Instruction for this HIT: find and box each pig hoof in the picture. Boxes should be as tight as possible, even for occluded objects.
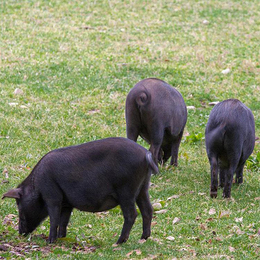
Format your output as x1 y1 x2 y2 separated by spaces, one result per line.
48 237 57 243
140 235 149 240
116 237 128 244
223 193 231 199
210 192 217 198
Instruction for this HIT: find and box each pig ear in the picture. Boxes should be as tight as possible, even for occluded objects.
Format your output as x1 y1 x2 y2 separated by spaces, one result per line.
2 188 22 199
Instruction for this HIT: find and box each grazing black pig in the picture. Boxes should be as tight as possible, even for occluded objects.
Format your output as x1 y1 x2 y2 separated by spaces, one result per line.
125 78 187 166
2 137 158 244
205 99 255 198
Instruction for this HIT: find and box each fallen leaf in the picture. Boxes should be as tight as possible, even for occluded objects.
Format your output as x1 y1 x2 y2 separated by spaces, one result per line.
219 211 231 218
14 88 23 95
198 192 206 195
166 236 175 241
167 195 180 201
254 197 260 200
172 217 181 225
135 249 142 255
236 228 245 235
209 101 219 106
138 239 146 244
20 105 29 109
235 217 243 223
8 102 18 106
154 209 167 214
209 208 216 215
149 237 163 244
221 68 231 74
229 246 235 252
126 250 134 257
152 203 162 211
200 224 207 230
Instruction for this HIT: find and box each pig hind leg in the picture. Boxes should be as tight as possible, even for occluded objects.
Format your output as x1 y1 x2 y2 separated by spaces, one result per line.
149 129 164 166
222 146 242 198
161 144 171 165
136 182 153 240
58 207 73 238
170 131 184 166
222 167 236 198
210 157 219 198
235 161 245 184
117 198 138 244
219 168 225 188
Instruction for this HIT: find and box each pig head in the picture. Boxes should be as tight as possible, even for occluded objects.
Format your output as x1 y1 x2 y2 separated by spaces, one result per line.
3 137 158 244
205 99 255 198
125 78 187 166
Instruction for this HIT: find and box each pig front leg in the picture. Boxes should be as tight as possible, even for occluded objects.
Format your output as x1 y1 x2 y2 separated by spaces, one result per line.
117 199 137 244
58 207 73 238
47 203 62 243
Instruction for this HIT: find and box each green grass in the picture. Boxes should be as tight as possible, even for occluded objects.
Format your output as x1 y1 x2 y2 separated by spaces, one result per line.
0 0 259 259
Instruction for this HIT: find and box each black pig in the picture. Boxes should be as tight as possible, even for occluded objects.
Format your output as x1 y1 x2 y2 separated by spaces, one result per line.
2 137 158 244
205 99 255 198
125 78 187 166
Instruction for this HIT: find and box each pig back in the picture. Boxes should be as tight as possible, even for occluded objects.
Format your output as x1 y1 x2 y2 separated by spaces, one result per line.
126 78 187 132
205 99 255 156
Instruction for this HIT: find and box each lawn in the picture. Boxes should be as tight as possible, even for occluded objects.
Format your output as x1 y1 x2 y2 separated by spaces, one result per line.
0 0 259 259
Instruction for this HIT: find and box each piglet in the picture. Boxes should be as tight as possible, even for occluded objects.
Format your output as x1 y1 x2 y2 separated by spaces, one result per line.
3 137 158 244
125 78 187 166
205 99 255 198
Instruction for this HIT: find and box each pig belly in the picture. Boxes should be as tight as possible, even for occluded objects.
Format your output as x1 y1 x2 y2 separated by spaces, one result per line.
75 195 119 212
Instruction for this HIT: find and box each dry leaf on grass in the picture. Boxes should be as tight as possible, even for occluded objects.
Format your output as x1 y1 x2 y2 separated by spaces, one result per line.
229 246 235 252
126 249 142 257
166 236 175 241
172 217 181 225
209 208 216 215
154 209 167 214
235 217 243 223
167 195 180 201
219 211 231 218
